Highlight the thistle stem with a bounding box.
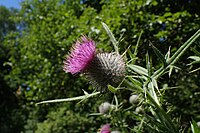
[152,29,200,79]
[123,79,178,132]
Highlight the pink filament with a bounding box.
[63,36,96,74]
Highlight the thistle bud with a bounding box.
[99,102,112,114]
[197,121,200,128]
[129,94,139,104]
[135,106,144,114]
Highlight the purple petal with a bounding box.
[63,36,96,74]
[100,124,111,133]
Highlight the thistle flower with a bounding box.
[100,124,111,133]
[63,36,96,75]
[63,36,125,91]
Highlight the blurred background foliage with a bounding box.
[0,0,200,132]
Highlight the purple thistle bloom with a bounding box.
[100,124,111,133]
[63,36,125,92]
[63,36,96,74]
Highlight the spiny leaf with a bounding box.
[152,29,200,79]
[146,52,153,77]
[36,91,101,105]
[108,85,118,93]
[188,56,200,65]
[165,46,171,61]
[132,31,143,64]
[150,42,167,66]
[127,64,148,76]
[101,22,119,54]
[191,120,200,133]
[168,29,200,65]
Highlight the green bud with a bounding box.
[129,94,139,104]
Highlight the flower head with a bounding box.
[63,36,96,74]
[63,36,125,92]
[100,124,111,133]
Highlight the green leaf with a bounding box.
[146,53,152,76]
[36,91,101,105]
[152,29,200,79]
[127,49,136,63]
[127,77,142,87]
[107,85,118,93]
[188,56,200,65]
[101,22,119,53]
[165,46,171,61]
[132,31,143,64]
[150,43,167,66]
[191,120,200,133]
[127,64,148,76]
[168,29,200,65]
[168,66,174,78]
[188,56,200,61]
